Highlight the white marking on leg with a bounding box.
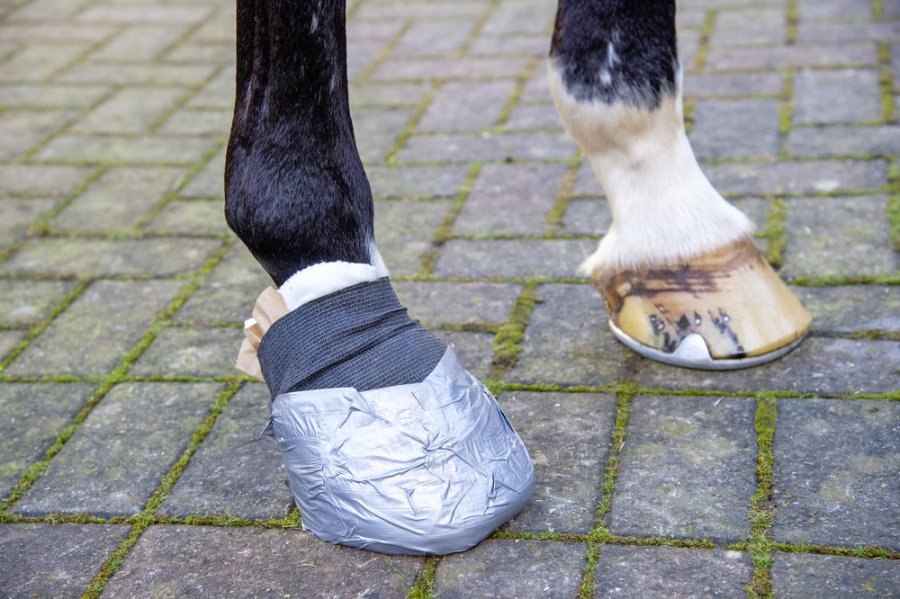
[279,262,380,311]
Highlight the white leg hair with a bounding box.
[548,62,754,275]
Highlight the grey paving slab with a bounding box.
[0,329,23,361]
[571,160,604,196]
[35,135,217,165]
[156,108,233,136]
[562,198,612,235]
[504,103,563,130]
[454,163,568,234]
[510,284,631,386]
[71,87,186,134]
[797,22,900,44]
[434,540,587,599]
[788,125,900,158]
[52,166,189,233]
[2,237,221,277]
[367,164,470,198]
[704,159,887,196]
[710,7,785,47]
[103,525,423,598]
[375,199,449,275]
[353,106,413,163]
[773,399,899,550]
[794,69,882,125]
[799,0,872,20]
[0,163,91,198]
[394,17,477,57]
[0,109,76,159]
[394,281,521,326]
[481,0,556,35]
[419,80,515,131]
[634,338,900,395]
[690,99,780,159]
[684,72,784,98]
[145,199,232,235]
[593,546,753,598]
[706,43,876,71]
[130,327,243,378]
[0,383,93,500]
[396,132,576,163]
[437,330,494,381]
[783,196,897,279]
[609,395,757,543]
[793,286,900,334]
[175,244,271,325]
[161,384,291,519]
[374,57,530,81]
[0,198,57,250]
[0,524,130,599]
[59,63,218,87]
[470,34,549,58]
[6,279,182,376]
[180,145,225,194]
[435,239,596,279]
[501,392,616,534]
[772,553,900,598]
[349,81,433,107]
[15,382,219,517]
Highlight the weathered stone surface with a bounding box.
[349,81,432,107]
[375,199,449,275]
[773,399,899,550]
[793,69,882,125]
[180,145,225,197]
[2,237,221,277]
[0,163,90,198]
[705,159,887,196]
[710,7,785,47]
[35,135,216,165]
[562,198,612,235]
[434,540,587,599]
[504,103,563,130]
[690,99,780,158]
[772,553,900,597]
[145,199,232,235]
[610,395,757,543]
[0,109,76,159]
[684,72,783,98]
[593,546,753,598]
[15,383,219,516]
[394,281,521,326]
[156,108,231,136]
[510,284,631,386]
[634,338,900,395]
[161,384,291,519]
[367,164,470,198]
[419,80,515,131]
[353,106,413,163]
[454,163,568,234]
[799,0,871,20]
[175,244,270,325]
[571,160,604,196]
[104,525,422,597]
[436,330,494,381]
[501,392,616,533]
[59,62,217,87]
[6,280,181,376]
[0,524,130,599]
[782,196,895,279]
[186,66,235,109]
[0,198,56,248]
[0,383,93,500]
[91,24,188,62]
[130,327,243,378]
[374,57,530,81]
[0,330,23,361]
[0,42,90,82]
[395,132,576,163]
[72,88,186,134]
[793,286,900,333]
[706,44,876,71]
[435,239,595,279]
[788,125,900,158]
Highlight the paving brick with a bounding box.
[635,338,899,395]
[435,239,595,279]
[76,5,212,25]
[0,383,93,500]
[434,540,587,599]
[7,0,94,21]
[393,18,476,56]
[346,40,383,80]
[704,159,887,196]
[773,398,899,550]
[501,392,616,534]
[186,65,235,109]
[58,62,217,87]
[706,44,876,71]
[375,199,448,275]
[799,0,872,20]
[481,0,556,35]
[367,164,469,198]
[156,108,231,137]
[710,7,785,47]
[181,145,225,197]
[571,160,604,196]
[352,106,412,163]
[793,286,900,334]
[521,69,552,103]
[131,327,243,378]
[53,166,188,232]
[684,72,784,98]
[35,134,216,165]
[346,20,406,41]
[793,69,881,125]
[164,41,233,65]
[91,24,188,62]
[510,284,631,386]
[0,23,115,43]
[5,279,181,376]
[691,99,780,159]
[175,244,271,326]
[0,198,56,248]
[0,329,23,360]
[15,382,219,516]
[437,330,494,381]
[0,108,76,158]
[3,237,221,277]
[104,525,422,597]
[0,279,73,327]
[418,80,515,131]
[374,57,529,80]
[0,164,91,198]
[593,546,753,598]
[797,22,900,44]
[504,103,563,130]
[610,395,756,543]
[469,34,548,58]
[397,132,575,163]
[0,42,86,82]
[393,281,521,326]
[160,384,291,519]
[145,199,231,235]
[787,125,900,158]
[0,83,109,109]
[454,163,567,234]
[356,1,486,19]
[0,524,130,599]
[782,196,895,279]
[349,81,433,107]
[562,198,612,235]
[772,553,900,597]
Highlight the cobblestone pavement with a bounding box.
[0,0,898,597]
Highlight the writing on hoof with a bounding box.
[594,239,812,370]
[237,278,535,555]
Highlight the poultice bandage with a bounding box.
[235,277,536,555]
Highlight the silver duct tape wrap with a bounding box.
[269,347,536,555]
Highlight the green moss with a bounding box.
[593,393,632,529]
[577,544,602,599]
[747,395,778,599]
[489,285,541,377]
[407,556,440,599]
[761,198,788,268]
[693,10,717,72]
[778,73,796,143]
[785,0,799,45]
[418,164,482,275]
[545,155,586,227]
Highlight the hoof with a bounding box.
[269,347,536,555]
[594,238,811,370]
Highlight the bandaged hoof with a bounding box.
[268,347,536,555]
[593,238,811,370]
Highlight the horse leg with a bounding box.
[549,0,810,369]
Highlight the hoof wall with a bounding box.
[595,239,811,371]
